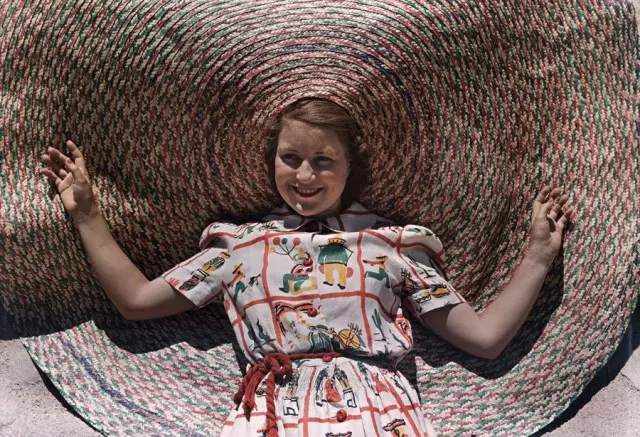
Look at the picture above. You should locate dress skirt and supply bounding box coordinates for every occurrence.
[220,356,437,437]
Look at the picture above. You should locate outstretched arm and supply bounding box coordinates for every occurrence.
[41,140,195,320]
[421,186,573,359]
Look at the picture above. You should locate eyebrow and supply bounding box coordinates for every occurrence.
[278,146,339,157]
[316,147,338,157]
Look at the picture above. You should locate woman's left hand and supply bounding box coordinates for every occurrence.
[527,185,573,267]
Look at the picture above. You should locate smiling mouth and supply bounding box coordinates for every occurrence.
[291,186,323,197]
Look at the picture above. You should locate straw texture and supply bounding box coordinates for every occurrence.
[1,1,638,435]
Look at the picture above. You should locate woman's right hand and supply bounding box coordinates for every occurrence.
[40,140,99,224]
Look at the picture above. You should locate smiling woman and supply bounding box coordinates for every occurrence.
[275,119,350,217]
[12,0,636,435]
[265,98,368,217]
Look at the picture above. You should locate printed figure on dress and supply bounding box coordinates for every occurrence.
[41,97,573,437]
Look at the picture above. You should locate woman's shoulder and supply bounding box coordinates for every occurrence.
[352,204,436,236]
[400,224,438,237]
[197,221,239,250]
[370,222,442,247]
[198,220,283,250]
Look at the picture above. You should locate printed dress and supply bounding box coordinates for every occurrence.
[162,202,465,437]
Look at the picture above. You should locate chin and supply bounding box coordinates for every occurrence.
[285,199,336,217]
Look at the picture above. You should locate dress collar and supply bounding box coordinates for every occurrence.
[261,202,394,232]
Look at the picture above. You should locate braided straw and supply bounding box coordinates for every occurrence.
[1,1,638,435]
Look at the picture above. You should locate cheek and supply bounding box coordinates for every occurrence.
[274,161,291,183]
[322,165,349,187]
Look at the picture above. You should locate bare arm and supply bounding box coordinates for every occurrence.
[422,255,549,359]
[422,186,573,359]
[75,212,195,320]
[41,140,195,320]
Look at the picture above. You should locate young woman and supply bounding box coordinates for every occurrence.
[41,98,572,437]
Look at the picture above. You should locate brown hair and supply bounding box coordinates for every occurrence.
[265,98,367,210]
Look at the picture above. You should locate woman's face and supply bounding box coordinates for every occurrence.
[275,118,350,218]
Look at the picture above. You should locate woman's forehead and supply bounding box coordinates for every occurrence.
[278,119,346,155]
[278,142,339,156]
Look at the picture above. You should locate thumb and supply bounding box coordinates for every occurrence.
[556,208,574,231]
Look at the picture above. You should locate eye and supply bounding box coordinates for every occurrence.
[314,156,334,167]
[281,154,301,167]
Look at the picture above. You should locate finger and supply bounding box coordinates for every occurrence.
[537,195,555,219]
[42,153,63,176]
[63,155,87,185]
[40,168,62,187]
[50,147,73,169]
[548,187,561,201]
[46,146,71,171]
[538,187,563,218]
[40,168,71,197]
[41,170,59,200]
[42,154,69,179]
[66,140,87,172]
[532,185,551,217]
[534,185,551,205]
[548,194,569,221]
[548,203,562,221]
[557,207,574,229]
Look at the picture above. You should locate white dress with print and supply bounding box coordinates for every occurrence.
[162,203,465,437]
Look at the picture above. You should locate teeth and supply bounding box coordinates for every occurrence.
[294,186,321,194]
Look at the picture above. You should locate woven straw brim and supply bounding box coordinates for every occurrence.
[1,1,638,435]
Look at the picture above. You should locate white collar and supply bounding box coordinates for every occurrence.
[261,202,395,232]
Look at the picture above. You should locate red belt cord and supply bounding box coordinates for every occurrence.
[234,351,341,437]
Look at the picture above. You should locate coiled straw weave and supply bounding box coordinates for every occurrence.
[1,1,638,435]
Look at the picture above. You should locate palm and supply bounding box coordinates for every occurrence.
[59,175,82,209]
[528,186,573,265]
[41,140,95,219]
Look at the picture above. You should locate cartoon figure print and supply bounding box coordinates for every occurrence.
[246,319,275,351]
[270,236,318,294]
[398,267,450,313]
[281,258,317,294]
[393,308,412,346]
[274,302,316,335]
[225,263,261,301]
[174,251,231,292]
[404,225,434,237]
[398,268,422,298]
[364,255,391,288]
[357,362,389,396]
[406,254,438,277]
[372,307,411,350]
[282,372,301,416]
[318,235,353,290]
[405,255,451,298]
[334,368,357,408]
[383,418,408,437]
[234,221,280,240]
[335,323,365,352]
[314,368,358,407]
[314,368,332,406]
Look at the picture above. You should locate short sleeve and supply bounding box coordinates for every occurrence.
[392,225,465,318]
[161,222,237,308]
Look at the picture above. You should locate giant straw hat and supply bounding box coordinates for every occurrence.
[1,1,638,435]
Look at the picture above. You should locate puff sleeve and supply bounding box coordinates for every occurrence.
[391,225,465,317]
[161,222,237,308]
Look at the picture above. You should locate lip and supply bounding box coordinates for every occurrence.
[291,185,323,198]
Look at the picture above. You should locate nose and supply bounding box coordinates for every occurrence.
[296,160,316,183]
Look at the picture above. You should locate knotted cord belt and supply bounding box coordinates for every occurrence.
[234,351,341,437]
